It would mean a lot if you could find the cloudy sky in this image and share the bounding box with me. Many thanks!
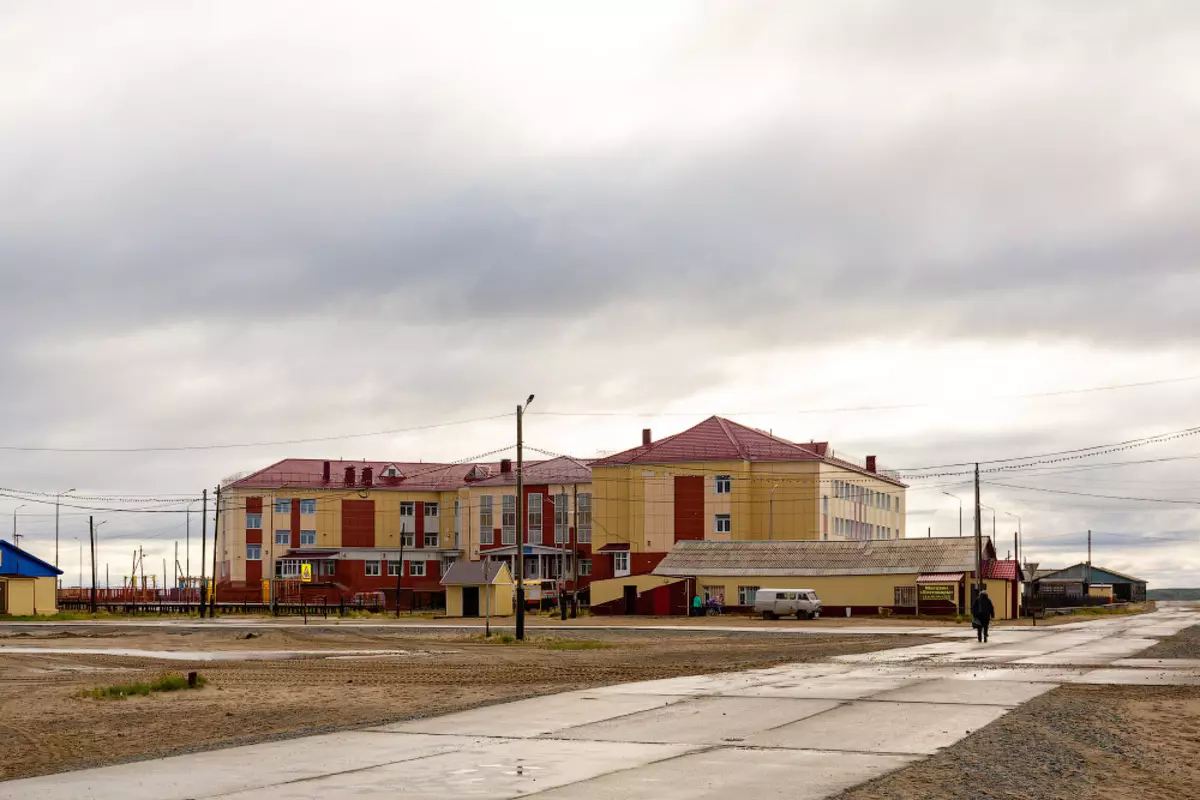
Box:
[2,1,1198,588]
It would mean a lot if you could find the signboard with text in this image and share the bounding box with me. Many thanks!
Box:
[918,584,954,602]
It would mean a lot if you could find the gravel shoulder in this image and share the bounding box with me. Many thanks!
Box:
[0,626,925,781]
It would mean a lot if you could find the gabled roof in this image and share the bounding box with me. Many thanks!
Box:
[590,417,904,486]
[653,537,995,578]
[0,540,63,577]
[984,560,1020,581]
[469,456,591,488]
[441,560,511,586]
[226,459,513,492]
[1039,563,1148,585]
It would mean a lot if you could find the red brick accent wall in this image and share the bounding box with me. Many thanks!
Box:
[342,500,376,548]
[674,476,704,541]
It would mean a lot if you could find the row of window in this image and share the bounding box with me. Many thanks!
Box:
[273,499,318,515]
[832,480,898,512]
[833,518,896,540]
[479,493,593,546]
[266,556,433,578]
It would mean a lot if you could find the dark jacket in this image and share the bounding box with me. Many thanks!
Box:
[972,594,995,623]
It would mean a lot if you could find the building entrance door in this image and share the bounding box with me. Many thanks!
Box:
[623,585,637,615]
[462,586,480,617]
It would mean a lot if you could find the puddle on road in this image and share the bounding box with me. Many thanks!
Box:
[0,646,458,662]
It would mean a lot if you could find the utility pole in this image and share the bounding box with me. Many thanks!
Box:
[516,395,534,641]
[973,463,983,595]
[210,485,221,617]
[199,489,208,617]
[186,501,191,584]
[55,489,74,568]
[1087,529,1092,587]
[12,504,25,549]
[559,488,568,621]
[395,523,405,618]
[571,482,579,619]
[89,516,97,612]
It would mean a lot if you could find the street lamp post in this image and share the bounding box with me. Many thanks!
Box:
[1005,511,1022,562]
[515,394,535,642]
[942,492,963,537]
[980,503,997,544]
[56,489,75,569]
[12,504,26,549]
[75,537,82,589]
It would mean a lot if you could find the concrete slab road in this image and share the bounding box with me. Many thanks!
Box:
[2,606,1197,800]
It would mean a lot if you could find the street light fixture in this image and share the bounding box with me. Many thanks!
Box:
[1005,511,1022,562]
[979,503,997,544]
[942,492,963,537]
[515,394,535,642]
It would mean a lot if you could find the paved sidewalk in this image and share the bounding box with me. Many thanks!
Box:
[3,607,1196,799]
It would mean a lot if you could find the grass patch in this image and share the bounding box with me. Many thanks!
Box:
[82,673,207,700]
[542,640,611,651]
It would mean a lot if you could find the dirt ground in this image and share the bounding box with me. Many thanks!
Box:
[835,625,1200,800]
[0,626,925,781]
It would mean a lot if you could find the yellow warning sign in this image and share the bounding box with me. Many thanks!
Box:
[300,563,313,583]
[262,580,271,603]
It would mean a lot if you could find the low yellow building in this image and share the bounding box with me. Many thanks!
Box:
[442,560,515,618]
[1,541,63,616]
[637,537,1020,619]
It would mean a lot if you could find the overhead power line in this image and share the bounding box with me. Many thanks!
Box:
[983,480,1200,505]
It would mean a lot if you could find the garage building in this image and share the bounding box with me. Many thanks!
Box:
[1,541,62,616]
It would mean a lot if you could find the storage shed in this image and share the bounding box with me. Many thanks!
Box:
[0,541,63,616]
[441,561,514,618]
[1035,563,1147,603]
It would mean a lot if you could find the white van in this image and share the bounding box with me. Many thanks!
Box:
[755,589,822,620]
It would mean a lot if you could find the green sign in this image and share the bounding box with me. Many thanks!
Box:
[919,584,954,602]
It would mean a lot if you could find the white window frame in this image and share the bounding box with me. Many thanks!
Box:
[400,502,415,518]
[246,544,261,561]
[425,532,440,548]
[613,551,630,576]
[388,560,401,576]
[501,495,516,544]
[715,475,732,495]
[409,561,426,577]
[738,586,759,606]
[715,514,731,534]
[424,502,439,518]
[479,495,494,544]
[300,529,316,547]
[275,530,290,546]
[579,558,592,576]
[365,560,381,577]
[577,493,592,543]
[554,494,569,544]
[275,499,291,515]
[323,560,336,576]
[300,499,317,515]
[401,530,415,547]
[894,586,915,606]
[246,513,262,529]
[527,493,542,544]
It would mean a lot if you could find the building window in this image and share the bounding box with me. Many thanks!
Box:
[715,514,731,534]
[822,494,829,515]
[502,495,516,544]
[613,551,629,576]
[300,499,316,515]
[715,475,732,495]
[365,560,381,577]
[425,502,439,518]
[527,493,542,543]
[275,530,290,546]
[324,560,336,576]
[400,502,415,519]
[401,530,415,547]
[479,495,494,542]
[703,585,723,603]
[382,466,401,478]
[246,544,261,561]
[894,586,915,606]
[388,560,401,576]
[409,562,426,577]
[555,494,569,543]
[738,586,759,606]
[275,560,300,578]
[300,530,316,547]
[579,559,592,576]
[246,513,262,529]
[453,499,461,546]
[577,493,592,543]
[425,533,440,548]
[275,499,291,515]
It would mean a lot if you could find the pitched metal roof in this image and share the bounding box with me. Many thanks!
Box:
[469,456,591,488]
[653,537,995,578]
[590,417,904,486]
[984,560,1020,581]
[441,560,511,586]
[0,540,63,577]
[1039,563,1148,584]
[228,459,516,492]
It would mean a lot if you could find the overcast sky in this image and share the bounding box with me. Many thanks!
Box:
[2,1,1198,588]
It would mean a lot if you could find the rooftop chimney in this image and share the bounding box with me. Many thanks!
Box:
[500,458,513,474]
[322,461,331,482]
[362,466,373,487]
[866,455,877,473]
[344,465,356,485]
[642,428,652,446]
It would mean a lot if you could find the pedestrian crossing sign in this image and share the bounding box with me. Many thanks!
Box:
[300,563,313,583]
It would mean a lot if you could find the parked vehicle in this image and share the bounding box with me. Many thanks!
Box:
[755,588,822,620]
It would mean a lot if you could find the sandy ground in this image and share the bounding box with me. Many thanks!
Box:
[835,625,1200,800]
[0,626,925,781]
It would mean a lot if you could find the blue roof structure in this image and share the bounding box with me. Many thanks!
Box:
[0,540,64,578]
[1039,563,1147,585]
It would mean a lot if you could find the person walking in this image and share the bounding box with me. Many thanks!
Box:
[972,588,995,643]
[692,593,703,618]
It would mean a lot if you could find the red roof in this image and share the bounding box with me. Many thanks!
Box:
[984,560,1020,581]
[228,459,513,492]
[470,456,591,488]
[590,417,904,486]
